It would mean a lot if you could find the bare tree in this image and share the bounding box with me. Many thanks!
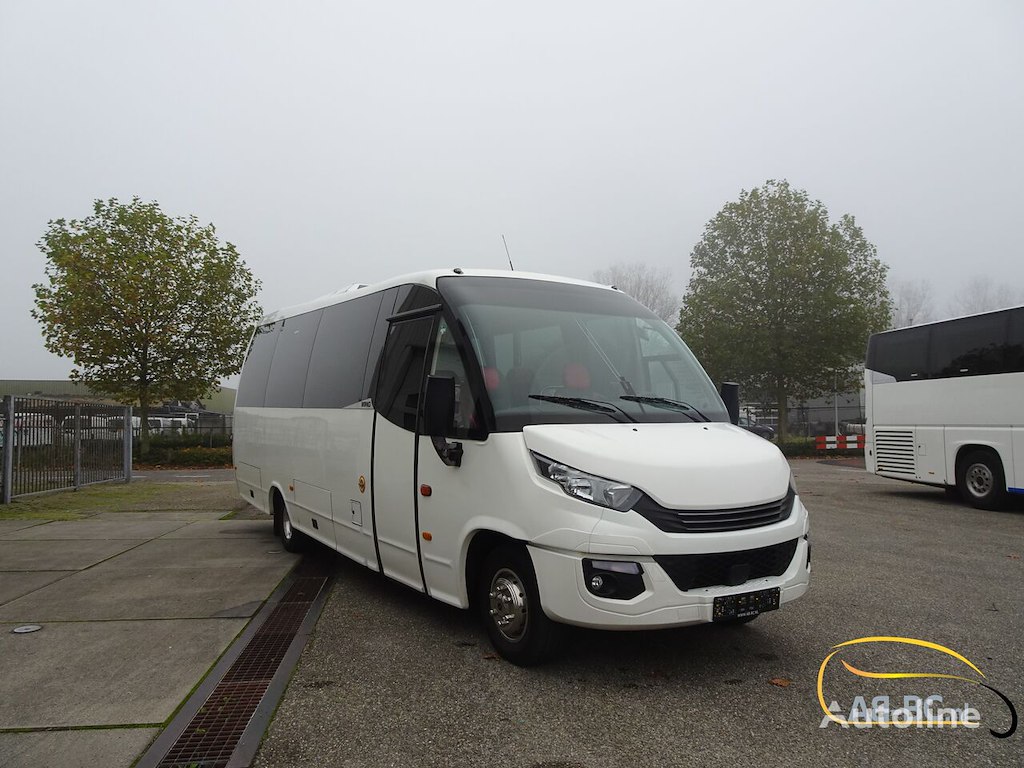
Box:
[592,262,680,324]
[947,276,1022,317]
[889,278,935,328]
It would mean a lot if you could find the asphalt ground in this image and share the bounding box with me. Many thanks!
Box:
[253,461,1024,768]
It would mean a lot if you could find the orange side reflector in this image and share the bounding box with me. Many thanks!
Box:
[422,531,433,541]
[420,484,432,497]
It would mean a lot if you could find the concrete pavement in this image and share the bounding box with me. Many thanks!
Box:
[0,478,296,768]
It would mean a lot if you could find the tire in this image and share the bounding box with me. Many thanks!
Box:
[275,495,305,552]
[957,450,1007,510]
[477,544,563,666]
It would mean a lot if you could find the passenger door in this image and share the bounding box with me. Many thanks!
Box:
[371,305,437,591]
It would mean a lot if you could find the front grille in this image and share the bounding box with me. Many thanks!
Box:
[634,488,795,533]
[654,538,799,591]
[874,429,915,475]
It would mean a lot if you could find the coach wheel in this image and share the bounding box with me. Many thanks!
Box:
[477,545,563,666]
[275,494,305,552]
[957,450,1007,511]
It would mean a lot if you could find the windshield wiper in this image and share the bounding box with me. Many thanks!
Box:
[619,396,711,422]
[529,395,637,423]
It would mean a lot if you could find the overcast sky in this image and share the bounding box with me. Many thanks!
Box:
[2,1,1022,380]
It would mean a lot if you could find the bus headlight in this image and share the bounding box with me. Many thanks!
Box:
[531,452,641,511]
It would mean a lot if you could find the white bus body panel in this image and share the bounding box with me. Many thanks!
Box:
[866,371,1023,491]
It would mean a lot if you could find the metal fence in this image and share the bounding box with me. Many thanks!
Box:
[131,413,233,445]
[1,396,132,503]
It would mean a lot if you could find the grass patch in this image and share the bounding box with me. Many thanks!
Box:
[1,482,170,520]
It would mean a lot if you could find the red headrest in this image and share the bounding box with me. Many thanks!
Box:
[482,366,501,391]
[563,363,590,390]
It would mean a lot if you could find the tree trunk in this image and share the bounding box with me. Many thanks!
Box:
[138,388,150,459]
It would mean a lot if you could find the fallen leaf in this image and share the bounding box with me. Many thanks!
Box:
[483,653,499,660]
[769,677,792,688]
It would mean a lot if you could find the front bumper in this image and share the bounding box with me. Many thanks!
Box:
[529,536,810,629]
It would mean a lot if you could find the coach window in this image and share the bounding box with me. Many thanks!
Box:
[363,287,401,399]
[264,310,322,407]
[1006,308,1024,373]
[868,327,930,381]
[304,294,384,408]
[429,317,483,438]
[376,315,436,432]
[235,321,281,407]
[394,284,440,314]
[929,312,1008,377]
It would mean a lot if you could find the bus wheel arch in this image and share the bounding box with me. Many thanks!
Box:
[955,446,1007,510]
[465,530,517,613]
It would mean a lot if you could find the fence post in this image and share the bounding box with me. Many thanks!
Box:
[2,396,14,504]
[73,405,82,489]
[123,406,133,483]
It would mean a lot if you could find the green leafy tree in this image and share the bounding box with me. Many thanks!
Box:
[32,197,262,452]
[677,180,892,439]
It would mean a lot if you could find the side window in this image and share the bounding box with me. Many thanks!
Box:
[376,315,436,432]
[236,322,280,407]
[867,327,930,381]
[304,294,384,408]
[929,312,1008,377]
[394,284,440,314]
[264,310,322,407]
[1007,308,1024,374]
[429,318,480,438]
[364,287,400,399]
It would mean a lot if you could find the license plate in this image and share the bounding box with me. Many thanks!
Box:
[713,587,781,621]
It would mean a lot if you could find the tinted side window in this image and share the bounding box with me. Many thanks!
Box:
[1005,308,1024,373]
[929,312,1009,377]
[393,284,440,315]
[867,327,930,381]
[376,315,436,431]
[304,294,384,408]
[236,322,280,407]
[364,287,400,399]
[264,310,322,407]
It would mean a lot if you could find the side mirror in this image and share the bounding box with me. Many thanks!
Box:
[423,375,463,467]
[719,382,740,425]
[423,375,455,437]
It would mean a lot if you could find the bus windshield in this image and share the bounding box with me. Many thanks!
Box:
[438,276,729,430]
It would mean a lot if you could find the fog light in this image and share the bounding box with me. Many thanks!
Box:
[583,559,645,600]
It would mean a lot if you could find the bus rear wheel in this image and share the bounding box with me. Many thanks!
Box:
[477,545,563,666]
[957,450,1007,510]
[274,494,305,552]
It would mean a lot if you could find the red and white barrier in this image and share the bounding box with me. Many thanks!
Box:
[815,435,865,450]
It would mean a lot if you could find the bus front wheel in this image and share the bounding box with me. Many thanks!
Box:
[477,545,563,666]
[957,450,1007,510]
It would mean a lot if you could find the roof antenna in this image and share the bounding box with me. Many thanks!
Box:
[501,234,515,271]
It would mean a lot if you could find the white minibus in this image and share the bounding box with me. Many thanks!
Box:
[234,270,810,664]
[865,305,1024,509]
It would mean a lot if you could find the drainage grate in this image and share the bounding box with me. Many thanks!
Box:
[153,558,331,768]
